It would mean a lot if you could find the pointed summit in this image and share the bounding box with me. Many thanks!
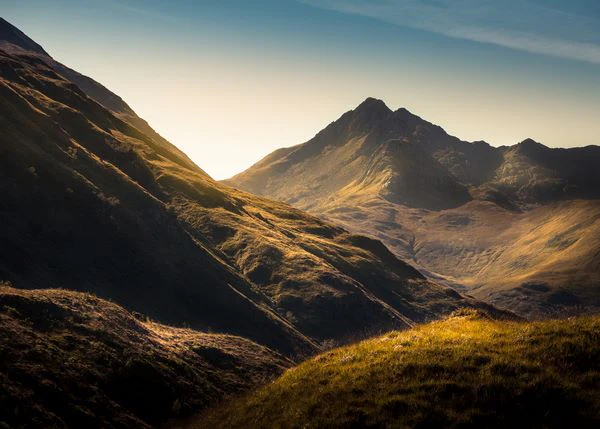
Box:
[342,97,393,133]
[354,97,392,117]
[515,138,548,154]
[356,97,390,110]
[518,138,544,147]
[394,107,419,119]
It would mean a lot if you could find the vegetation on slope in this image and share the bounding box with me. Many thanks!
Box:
[0,21,496,355]
[0,284,290,429]
[316,197,600,318]
[0,44,316,357]
[188,310,600,429]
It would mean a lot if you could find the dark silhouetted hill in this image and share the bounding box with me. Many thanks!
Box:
[0,284,290,428]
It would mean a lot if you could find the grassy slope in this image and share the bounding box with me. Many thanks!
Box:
[0,284,290,429]
[0,47,317,357]
[188,311,600,429]
[315,197,600,317]
[0,39,493,352]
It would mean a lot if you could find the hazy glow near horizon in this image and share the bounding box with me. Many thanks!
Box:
[2,0,600,179]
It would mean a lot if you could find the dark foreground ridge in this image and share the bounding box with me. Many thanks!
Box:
[0,284,290,428]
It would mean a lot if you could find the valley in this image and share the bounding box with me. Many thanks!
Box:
[0,19,493,359]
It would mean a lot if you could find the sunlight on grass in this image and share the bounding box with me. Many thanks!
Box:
[181,310,600,429]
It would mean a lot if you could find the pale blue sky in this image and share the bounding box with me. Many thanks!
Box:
[2,0,599,178]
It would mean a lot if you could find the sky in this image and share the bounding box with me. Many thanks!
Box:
[2,0,600,179]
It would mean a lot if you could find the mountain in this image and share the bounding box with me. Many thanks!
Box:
[227,98,600,317]
[0,17,48,55]
[0,38,311,357]
[229,98,472,211]
[0,284,290,428]
[183,310,600,429]
[0,18,500,362]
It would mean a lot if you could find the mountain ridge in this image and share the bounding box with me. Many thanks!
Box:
[2,16,598,429]
[227,97,600,317]
[0,20,502,360]
[0,17,48,55]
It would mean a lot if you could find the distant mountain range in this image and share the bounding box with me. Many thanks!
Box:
[227,97,600,317]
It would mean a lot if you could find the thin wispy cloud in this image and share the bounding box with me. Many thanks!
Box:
[103,0,179,23]
[301,0,600,65]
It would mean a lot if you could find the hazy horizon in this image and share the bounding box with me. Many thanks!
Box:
[2,0,599,179]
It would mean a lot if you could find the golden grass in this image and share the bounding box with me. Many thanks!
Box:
[316,196,600,318]
[184,311,600,428]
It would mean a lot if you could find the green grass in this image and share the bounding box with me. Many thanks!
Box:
[184,310,600,429]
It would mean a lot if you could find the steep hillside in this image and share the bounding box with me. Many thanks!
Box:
[0,20,493,355]
[0,44,312,355]
[228,98,600,318]
[0,284,290,429]
[186,311,600,429]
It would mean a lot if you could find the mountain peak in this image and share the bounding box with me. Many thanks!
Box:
[345,97,393,130]
[0,18,48,55]
[355,97,392,114]
[519,138,539,145]
[394,107,411,115]
[516,138,548,151]
[392,106,424,123]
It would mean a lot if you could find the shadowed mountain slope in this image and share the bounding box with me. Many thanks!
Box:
[0,285,290,428]
[227,98,600,318]
[184,310,600,429]
[0,45,312,356]
[0,17,47,55]
[0,20,498,358]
